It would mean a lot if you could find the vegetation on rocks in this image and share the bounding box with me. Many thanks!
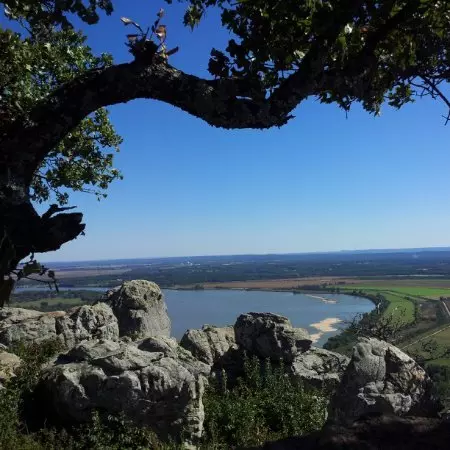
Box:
[0,340,327,449]
[203,354,327,448]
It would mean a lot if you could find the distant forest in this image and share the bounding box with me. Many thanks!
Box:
[19,250,450,288]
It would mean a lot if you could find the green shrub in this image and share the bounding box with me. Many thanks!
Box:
[73,412,176,450]
[0,339,64,449]
[202,355,327,448]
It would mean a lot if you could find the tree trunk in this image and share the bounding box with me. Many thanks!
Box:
[0,166,85,305]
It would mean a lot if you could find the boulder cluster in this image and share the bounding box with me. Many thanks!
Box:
[0,280,442,447]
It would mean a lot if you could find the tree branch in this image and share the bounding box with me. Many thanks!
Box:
[0,2,363,184]
[41,204,77,220]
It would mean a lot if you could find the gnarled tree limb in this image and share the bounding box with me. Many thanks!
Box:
[1,2,363,184]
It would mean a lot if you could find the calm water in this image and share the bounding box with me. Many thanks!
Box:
[14,287,373,347]
[164,290,373,346]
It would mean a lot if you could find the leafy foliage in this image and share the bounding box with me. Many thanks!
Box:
[0,339,64,449]
[1,4,123,205]
[203,355,327,448]
[176,0,450,118]
[3,0,113,30]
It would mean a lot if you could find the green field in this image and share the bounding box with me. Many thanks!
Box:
[11,297,84,309]
[338,286,416,324]
[402,325,450,367]
[381,292,416,324]
[341,285,450,299]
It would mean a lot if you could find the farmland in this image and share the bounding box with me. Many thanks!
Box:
[338,284,450,300]
[14,297,85,310]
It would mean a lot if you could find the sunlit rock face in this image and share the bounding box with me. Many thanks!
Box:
[329,337,440,425]
[101,280,171,339]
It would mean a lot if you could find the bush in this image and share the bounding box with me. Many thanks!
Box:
[0,339,64,449]
[73,412,175,450]
[202,355,327,448]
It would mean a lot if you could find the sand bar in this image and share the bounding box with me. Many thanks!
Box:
[305,294,337,304]
[309,317,342,343]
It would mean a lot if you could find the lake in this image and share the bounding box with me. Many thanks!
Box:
[164,290,373,346]
[14,287,374,347]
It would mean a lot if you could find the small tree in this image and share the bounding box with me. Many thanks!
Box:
[345,308,410,344]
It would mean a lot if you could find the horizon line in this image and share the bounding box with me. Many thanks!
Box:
[37,245,450,265]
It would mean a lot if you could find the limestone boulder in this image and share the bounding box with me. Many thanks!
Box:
[0,304,118,349]
[0,349,22,387]
[260,415,450,450]
[289,347,350,391]
[0,308,59,345]
[40,339,205,446]
[234,312,312,362]
[137,335,210,377]
[100,280,170,339]
[329,337,440,425]
[180,325,237,366]
[55,303,119,348]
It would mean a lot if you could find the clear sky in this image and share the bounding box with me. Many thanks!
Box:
[16,1,450,261]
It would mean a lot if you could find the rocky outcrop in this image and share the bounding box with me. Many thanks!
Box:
[55,303,119,348]
[101,280,170,339]
[0,304,118,349]
[180,316,348,389]
[2,280,444,447]
[289,347,350,391]
[0,308,57,345]
[235,312,312,363]
[40,338,205,445]
[0,349,22,387]
[136,335,210,377]
[180,325,238,365]
[329,338,440,425]
[260,415,450,450]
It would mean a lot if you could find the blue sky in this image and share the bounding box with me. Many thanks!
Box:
[12,1,450,261]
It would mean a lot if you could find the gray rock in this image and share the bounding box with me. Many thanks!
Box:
[260,415,450,450]
[0,304,119,349]
[289,347,350,391]
[180,325,237,365]
[0,349,22,387]
[0,308,64,346]
[55,303,119,348]
[137,336,211,377]
[41,339,205,445]
[329,338,439,425]
[234,312,312,362]
[0,307,43,323]
[101,280,170,339]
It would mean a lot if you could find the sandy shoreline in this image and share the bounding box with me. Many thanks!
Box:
[305,294,337,304]
[309,317,342,343]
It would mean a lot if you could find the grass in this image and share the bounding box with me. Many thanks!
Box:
[338,286,416,325]
[382,292,415,324]
[340,285,450,299]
